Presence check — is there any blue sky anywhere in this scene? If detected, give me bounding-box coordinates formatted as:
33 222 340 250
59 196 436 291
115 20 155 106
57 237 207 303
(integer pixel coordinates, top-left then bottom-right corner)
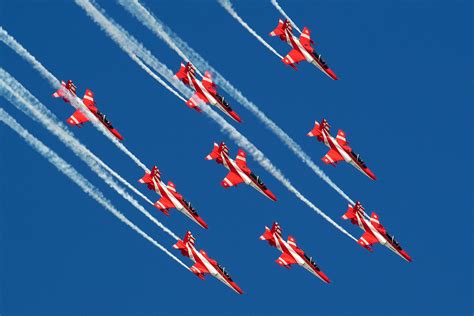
0 0 472 315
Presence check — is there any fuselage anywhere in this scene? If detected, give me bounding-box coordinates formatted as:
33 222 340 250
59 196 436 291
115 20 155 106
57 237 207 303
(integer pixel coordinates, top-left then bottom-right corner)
282 26 337 80
271 232 329 283
185 71 241 122
319 129 375 180
149 176 207 229
61 83 123 140
352 211 411 262
184 243 243 294
218 150 276 201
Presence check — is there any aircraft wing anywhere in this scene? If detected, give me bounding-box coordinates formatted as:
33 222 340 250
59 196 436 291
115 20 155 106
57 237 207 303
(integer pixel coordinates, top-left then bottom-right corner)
369 212 383 229
201 71 217 95
166 181 183 200
335 130 348 146
190 262 210 280
235 149 248 170
66 109 90 126
154 196 176 215
322 149 344 166
221 171 244 188
185 97 202 112
282 49 306 70
358 231 379 251
82 89 95 108
276 252 297 268
299 27 314 52
186 92 208 112
286 235 304 255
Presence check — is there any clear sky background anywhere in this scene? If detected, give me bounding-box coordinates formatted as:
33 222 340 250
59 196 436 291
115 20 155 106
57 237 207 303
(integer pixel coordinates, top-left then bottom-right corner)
0 0 472 315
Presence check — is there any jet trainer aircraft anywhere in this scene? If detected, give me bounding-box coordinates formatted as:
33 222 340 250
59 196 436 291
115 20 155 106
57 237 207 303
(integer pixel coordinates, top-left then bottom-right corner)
206 142 277 201
52 80 123 140
174 231 243 294
343 202 412 262
175 62 242 123
139 166 208 229
269 19 338 80
260 222 330 283
307 119 376 180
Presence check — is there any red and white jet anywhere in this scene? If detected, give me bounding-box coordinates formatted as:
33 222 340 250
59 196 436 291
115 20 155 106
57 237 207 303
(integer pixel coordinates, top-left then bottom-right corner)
269 19 338 80
342 202 412 262
206 142 277 201
175 62 242 123
307 118 376 180
260 222 330 283
139 166 208 229
52 80 123 140
174 231 243 294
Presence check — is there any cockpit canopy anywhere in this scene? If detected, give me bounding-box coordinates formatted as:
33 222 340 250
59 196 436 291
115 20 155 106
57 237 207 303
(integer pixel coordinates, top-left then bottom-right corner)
182 198 198 215
249 172 267 189
96 110 114 129
313 51 329 69
385 232 402 250
215 93 232 110
66 81 77 94
304 253 320 271
350 150 367 168
216 263 233 281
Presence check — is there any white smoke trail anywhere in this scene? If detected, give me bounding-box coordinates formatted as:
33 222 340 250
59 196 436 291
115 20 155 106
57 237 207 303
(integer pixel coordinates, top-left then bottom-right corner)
218 0 284 59
117 0 356 206
0 26 149 172
131 53 187 103
74 0 358 242
0 107 189 270
117 0 199 73
194 95 358 242
0 69 179 240
270 0 302 34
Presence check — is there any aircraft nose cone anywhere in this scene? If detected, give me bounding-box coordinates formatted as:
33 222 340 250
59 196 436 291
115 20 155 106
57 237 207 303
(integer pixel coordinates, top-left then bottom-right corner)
232 283 244 295
197 217 209 229
401 250 412 262
230 111 242 123
326 68 338 80
366 169 377 180
320 272 331 284
266 190 277 202
112 129 124 141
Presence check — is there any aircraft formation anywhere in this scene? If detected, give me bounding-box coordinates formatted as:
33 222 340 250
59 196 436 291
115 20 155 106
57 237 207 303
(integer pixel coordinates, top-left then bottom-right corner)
2 1 412 296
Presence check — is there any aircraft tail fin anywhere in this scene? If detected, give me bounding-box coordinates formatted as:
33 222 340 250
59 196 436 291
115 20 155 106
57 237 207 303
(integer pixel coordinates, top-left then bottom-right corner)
259 226 273 241
173 231 195 248
342 201 365 221
270 222 282 236
175 62 191 85
259 222 282 241
173 231 195 257
270 19 292 39
205 142 220 161
52 81 67 98
307 119 330 138
342 204 356 220
270 19 285 36
307 120 322 137
138 166 160 184
183 231 196 246
206 142 228 161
